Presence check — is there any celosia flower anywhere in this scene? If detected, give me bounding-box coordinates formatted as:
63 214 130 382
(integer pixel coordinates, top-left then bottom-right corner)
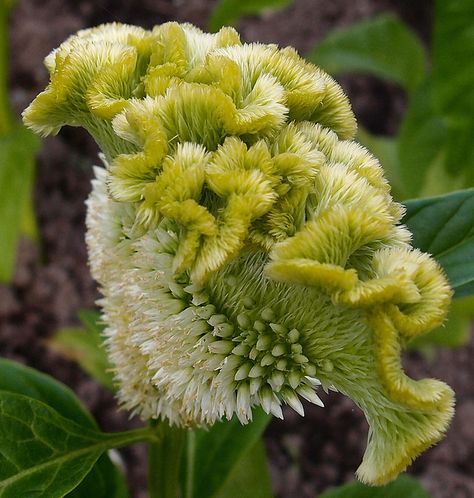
23 22 454 485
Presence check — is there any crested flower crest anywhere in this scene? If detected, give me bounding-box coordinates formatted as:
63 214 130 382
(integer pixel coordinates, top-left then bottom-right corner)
23 22 454 485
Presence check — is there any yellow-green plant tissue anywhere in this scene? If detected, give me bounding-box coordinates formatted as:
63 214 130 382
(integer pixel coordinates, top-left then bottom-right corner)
24 22 454 485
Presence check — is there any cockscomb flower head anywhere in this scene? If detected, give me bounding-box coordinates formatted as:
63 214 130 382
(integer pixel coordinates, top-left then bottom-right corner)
24 22 454 485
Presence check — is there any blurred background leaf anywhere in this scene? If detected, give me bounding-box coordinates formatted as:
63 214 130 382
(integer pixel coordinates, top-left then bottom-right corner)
397 81 448 198
317 474 432 498
307 14 427 94
209 0 293 32
49 309 115 391
0 126 40 282
432 0 474 183
432 1 474 120
0 2 39 283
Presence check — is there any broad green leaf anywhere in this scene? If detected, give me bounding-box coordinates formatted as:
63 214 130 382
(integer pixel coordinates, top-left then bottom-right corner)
0 125 40 282
214 439 273 498
403 189 474 297
209 0 293 32
397 81 448 198
432 1 474 180
49 309 115 391
0 391 107 498
318 474 432 498
0 391 149 498
185 409 272 498
0 359 128 497
408 295 474 349
67 454 129 498
0 358 95 427
307 14 426 93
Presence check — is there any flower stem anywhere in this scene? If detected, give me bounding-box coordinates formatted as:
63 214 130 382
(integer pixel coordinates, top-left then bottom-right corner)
148 420 186 498
184 430 196 498
102 426 158 449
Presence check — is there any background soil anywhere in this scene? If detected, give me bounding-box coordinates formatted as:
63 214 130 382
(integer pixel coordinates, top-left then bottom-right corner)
2 1 473 497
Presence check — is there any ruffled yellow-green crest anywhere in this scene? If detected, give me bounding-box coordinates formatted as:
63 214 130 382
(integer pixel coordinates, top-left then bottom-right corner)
24 21 454 486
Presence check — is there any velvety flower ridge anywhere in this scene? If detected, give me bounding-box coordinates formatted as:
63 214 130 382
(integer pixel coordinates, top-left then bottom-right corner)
23 22 454 485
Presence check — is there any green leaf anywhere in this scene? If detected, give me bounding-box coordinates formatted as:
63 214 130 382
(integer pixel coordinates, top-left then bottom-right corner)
307 14 426 93
317 474 432 498
69 454 129 498
0 358 95 428
416 149 468 199
0 359 128 497
77 309 102 330
403 189 474 297
432 1 474 181
433 0 474 119
67 454 129 498
0 391 110 498
19 193 39 241
49 310 115 391
397 81 448 198
442 117 474 181
0 391 149 498
0 125 40 282
209 0 293 32
214 439 273 498
185 409 272 498
408 295 474 349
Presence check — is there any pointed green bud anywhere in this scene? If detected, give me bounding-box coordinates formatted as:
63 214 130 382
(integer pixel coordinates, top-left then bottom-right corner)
288 370 302 389
235 363 252 381
260 308 275 322
208 341 234 355
272 343 287 357
288 328 300 343
208 314 227 326
261 353 275 367
248 364 264 378
256 335 272 351
232 343 250 357
214 322 234 338
237 313 251 329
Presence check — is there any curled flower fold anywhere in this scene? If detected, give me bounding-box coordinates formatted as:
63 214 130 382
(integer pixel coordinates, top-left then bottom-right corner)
24 22 454 485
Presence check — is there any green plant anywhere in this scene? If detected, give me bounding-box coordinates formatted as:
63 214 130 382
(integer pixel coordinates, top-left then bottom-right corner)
307 5 474 349
0 11 471 498
0 1 40 283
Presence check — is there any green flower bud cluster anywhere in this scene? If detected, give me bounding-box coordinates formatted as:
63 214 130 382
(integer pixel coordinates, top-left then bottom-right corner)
24 22 453 485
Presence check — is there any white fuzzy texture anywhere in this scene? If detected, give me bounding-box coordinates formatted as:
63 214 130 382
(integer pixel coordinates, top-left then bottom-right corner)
87 166 323 425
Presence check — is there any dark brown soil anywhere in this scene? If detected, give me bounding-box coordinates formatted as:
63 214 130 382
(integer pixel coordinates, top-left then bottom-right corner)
2 1 473 497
